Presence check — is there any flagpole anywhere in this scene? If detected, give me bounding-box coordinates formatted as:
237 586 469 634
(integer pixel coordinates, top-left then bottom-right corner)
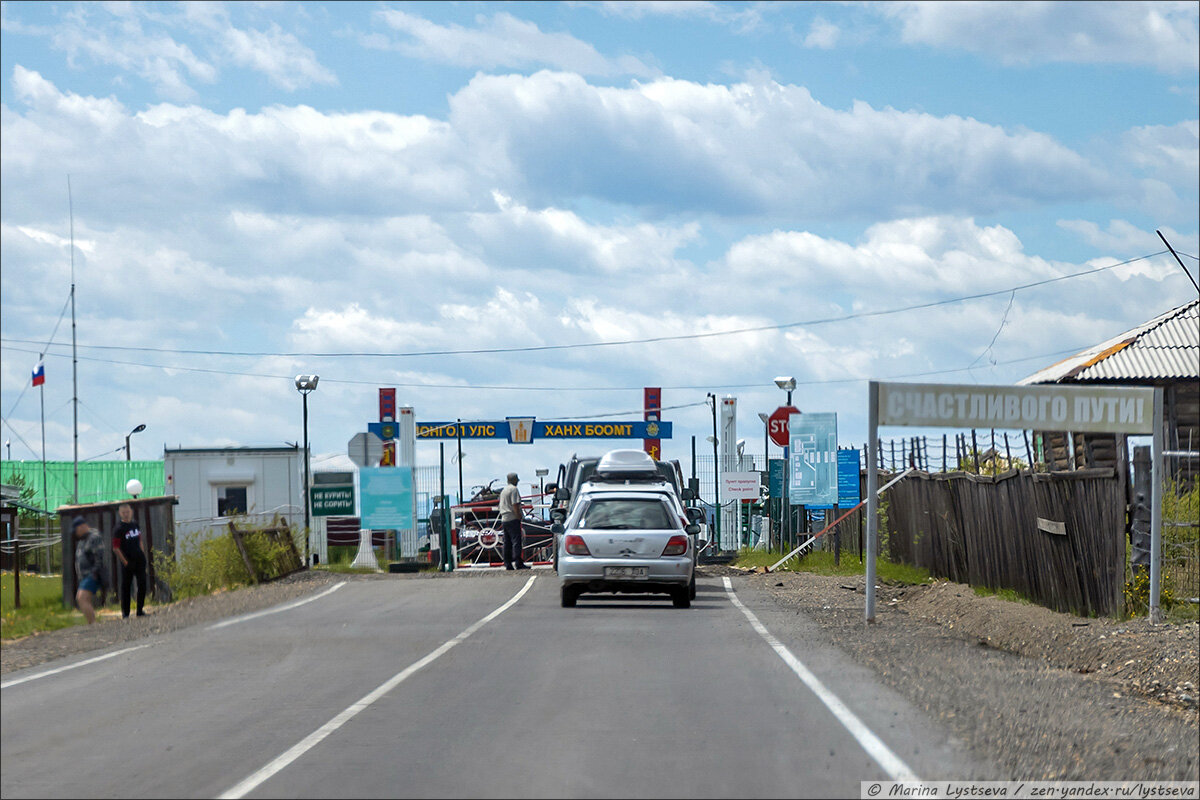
69 176 78 504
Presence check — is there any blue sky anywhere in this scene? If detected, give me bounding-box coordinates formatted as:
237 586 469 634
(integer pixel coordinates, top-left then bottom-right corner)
1 1 1197 492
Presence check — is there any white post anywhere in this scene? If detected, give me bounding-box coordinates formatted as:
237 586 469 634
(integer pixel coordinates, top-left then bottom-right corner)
1149 387 1164 624
866 382 879 623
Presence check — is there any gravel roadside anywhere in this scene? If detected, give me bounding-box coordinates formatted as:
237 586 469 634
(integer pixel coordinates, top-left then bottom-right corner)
716 566 1199 781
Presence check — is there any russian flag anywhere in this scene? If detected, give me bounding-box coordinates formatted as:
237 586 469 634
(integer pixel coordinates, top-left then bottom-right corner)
31 359 45 387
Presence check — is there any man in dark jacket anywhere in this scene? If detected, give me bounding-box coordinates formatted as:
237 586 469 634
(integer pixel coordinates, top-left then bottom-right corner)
73 516 106 624
111 503 148 618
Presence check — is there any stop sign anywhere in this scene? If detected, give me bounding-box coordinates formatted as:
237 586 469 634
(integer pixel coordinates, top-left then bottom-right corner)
768 406 800 448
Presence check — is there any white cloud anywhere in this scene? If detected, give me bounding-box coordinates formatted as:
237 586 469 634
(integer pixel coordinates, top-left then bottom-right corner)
881 1 1199 74
50 4 217 100
1123 119 1200 187
577 1 768 32
8 2 335 98
222 22 337 91
803 18 840 49
371 9 653 77
447 71 1112 218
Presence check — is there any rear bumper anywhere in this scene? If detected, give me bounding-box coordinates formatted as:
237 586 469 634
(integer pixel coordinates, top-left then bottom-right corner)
559 555 692 593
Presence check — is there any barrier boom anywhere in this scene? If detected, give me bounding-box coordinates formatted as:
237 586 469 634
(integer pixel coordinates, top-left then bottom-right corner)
767 468 914 573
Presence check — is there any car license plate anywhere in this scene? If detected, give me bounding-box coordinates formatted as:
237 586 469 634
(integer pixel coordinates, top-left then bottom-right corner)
605 566 648 579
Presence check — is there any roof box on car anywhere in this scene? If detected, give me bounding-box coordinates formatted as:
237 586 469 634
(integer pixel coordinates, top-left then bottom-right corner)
594 449 659 478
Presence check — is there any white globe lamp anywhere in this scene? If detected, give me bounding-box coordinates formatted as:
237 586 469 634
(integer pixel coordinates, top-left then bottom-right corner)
126 478 144 498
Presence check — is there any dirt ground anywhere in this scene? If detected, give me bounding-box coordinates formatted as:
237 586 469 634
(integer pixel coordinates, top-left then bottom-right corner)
719 566 1199 710
708 565 1198 780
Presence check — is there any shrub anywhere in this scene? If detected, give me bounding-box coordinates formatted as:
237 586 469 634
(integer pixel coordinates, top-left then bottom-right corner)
154 521 301 600
1123 568 1176 617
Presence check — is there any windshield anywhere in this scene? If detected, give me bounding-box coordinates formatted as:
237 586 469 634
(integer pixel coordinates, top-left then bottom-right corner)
578 498 675 530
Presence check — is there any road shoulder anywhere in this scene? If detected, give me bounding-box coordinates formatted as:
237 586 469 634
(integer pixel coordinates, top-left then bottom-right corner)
717 567 1199 781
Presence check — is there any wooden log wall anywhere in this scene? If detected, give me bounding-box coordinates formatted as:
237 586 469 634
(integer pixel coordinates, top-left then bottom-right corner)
880 467 1124 616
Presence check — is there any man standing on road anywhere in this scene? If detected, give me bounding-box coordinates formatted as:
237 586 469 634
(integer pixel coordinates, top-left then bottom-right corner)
111 503 148 618
499 472 527 570
73 516 106 624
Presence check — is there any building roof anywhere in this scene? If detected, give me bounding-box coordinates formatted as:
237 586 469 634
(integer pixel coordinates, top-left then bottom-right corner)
1020 299 1199 385
164 446 300 455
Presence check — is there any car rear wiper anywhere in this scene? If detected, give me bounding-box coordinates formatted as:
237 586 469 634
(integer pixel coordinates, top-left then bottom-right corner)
587 524 635 529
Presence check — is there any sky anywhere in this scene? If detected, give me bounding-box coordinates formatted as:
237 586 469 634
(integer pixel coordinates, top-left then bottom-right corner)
1 0 1197 498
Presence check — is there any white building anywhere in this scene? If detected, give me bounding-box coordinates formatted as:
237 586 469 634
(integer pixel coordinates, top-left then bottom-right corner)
164 446 304 543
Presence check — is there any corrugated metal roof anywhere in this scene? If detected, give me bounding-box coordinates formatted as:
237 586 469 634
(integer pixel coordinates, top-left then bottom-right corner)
1020 299 1198 385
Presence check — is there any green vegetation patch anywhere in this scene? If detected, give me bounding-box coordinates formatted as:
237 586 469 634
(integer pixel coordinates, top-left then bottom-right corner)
731 548 931 585
1 573 83 640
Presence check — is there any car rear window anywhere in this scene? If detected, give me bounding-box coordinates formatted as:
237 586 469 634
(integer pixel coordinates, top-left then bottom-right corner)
578 498 675 530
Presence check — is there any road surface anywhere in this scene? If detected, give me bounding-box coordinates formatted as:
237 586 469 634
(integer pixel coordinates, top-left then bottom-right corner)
1 572 980 798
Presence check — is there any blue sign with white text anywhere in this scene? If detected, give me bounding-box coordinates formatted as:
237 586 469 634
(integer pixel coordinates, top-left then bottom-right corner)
359 467 414 530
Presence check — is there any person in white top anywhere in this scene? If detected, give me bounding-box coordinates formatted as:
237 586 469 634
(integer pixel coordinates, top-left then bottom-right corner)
498 473 527 570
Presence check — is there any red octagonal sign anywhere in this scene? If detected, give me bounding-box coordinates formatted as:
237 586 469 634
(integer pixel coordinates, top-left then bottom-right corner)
768 406 800 448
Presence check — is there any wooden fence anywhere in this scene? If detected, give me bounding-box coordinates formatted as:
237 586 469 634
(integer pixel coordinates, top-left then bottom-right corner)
878 467 1125 617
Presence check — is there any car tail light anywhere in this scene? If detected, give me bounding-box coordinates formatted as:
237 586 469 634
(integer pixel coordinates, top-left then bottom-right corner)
564 534 591 556
661 535 688 556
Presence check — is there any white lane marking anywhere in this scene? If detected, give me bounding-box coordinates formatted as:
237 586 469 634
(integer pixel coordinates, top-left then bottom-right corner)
1 644 150 690
208 582 347 630
722 577 921 782
219 575 537 800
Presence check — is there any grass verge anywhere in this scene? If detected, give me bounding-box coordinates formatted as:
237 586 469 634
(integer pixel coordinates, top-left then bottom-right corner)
731 548 932 585
1 572 84 640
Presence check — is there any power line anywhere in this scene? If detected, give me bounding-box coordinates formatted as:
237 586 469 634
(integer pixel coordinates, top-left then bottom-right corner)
0 341 1086 393
1 292 73 425
0 250 1167 360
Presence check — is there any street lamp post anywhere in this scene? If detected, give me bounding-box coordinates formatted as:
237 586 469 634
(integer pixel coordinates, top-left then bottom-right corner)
295 374 320 566
706 392 720 553
125 424 146 461
774 376 796 551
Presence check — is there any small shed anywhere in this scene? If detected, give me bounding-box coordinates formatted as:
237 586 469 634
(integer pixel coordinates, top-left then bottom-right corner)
1019 299 1199 479
57 496 178 609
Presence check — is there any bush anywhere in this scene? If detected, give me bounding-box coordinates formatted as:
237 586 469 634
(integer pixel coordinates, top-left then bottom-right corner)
155 522 301 600
1123 568 1176 617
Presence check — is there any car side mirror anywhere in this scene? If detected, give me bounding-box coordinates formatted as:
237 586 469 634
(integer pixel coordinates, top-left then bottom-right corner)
684 523 700 536
544 482 557 494
554 487 570 502
686 508 703 523
551 522 564 535
681 487 696 501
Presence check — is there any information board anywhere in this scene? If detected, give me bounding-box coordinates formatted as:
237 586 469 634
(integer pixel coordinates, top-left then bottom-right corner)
359 467 414 530
789 412 837 505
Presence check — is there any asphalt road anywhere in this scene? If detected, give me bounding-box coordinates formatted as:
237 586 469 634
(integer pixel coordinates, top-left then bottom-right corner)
1 572 982 798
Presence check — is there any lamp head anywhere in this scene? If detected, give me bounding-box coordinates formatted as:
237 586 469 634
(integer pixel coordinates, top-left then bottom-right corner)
295 374 320 392
705 435 718 445
757 412 769 423
130 424 146 435
774 376 796 392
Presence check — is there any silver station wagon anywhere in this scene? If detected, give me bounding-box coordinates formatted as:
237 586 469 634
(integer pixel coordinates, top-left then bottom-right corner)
554 450 698 608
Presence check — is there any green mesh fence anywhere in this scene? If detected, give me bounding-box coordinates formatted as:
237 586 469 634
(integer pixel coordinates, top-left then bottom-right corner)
1 460 164 512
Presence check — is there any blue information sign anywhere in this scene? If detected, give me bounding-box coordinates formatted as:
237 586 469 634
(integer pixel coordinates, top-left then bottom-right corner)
768 458 786 498
359 467 414 530
789 412 837 505
837 449 861 508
